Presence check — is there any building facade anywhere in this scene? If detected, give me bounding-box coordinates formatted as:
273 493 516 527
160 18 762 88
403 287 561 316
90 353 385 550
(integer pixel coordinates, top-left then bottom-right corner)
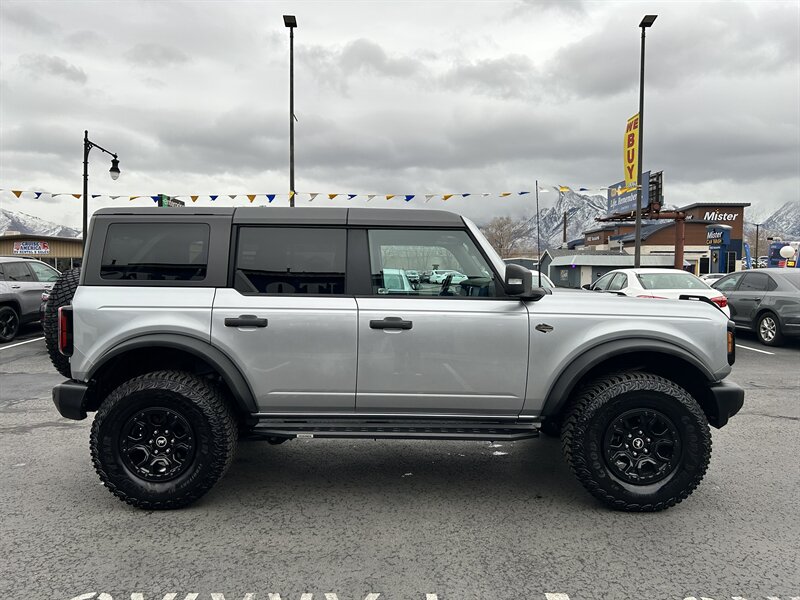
0 234 83 271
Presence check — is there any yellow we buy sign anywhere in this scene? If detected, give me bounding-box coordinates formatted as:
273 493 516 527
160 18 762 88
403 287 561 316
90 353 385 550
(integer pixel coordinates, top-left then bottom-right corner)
624 113 640 187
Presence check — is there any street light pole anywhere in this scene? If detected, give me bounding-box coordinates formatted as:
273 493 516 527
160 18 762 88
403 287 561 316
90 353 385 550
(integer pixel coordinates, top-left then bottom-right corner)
82 130 120 252
755 223 761 268
284 15 297 207
634 14 657 268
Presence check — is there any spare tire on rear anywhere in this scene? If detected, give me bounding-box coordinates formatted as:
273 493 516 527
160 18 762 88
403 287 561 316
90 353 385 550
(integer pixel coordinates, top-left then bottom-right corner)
44 268 81 378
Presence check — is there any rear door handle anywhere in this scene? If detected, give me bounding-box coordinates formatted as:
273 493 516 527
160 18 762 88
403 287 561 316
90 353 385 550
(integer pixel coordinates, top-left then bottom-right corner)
225 315 268 328
370 317 412 330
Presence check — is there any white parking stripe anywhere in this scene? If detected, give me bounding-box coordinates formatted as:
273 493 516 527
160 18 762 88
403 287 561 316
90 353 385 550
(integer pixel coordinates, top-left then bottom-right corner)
0 336 45 350
735 343 775 355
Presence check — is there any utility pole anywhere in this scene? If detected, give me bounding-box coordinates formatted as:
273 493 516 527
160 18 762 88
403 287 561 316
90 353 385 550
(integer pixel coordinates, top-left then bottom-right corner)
563 210 568 247
634 15 657 268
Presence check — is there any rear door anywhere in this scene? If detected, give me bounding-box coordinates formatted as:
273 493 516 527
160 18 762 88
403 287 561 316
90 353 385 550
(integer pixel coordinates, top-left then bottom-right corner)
354 227 529 417
2 261 42 318
211 225 358 414
731 272 770 326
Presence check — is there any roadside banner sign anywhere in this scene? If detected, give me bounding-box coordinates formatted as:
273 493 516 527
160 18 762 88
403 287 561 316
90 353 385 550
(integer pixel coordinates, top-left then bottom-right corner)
13 241 50 255
624 113 639 187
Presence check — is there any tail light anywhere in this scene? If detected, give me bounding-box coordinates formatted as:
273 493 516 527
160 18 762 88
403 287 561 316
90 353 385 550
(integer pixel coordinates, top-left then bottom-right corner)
727 321 736 365
636 295 667 299
58 306 73 356
711 295 728 308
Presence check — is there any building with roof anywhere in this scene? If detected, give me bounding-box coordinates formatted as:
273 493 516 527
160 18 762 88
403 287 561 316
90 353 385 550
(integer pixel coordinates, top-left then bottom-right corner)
0 233 83 271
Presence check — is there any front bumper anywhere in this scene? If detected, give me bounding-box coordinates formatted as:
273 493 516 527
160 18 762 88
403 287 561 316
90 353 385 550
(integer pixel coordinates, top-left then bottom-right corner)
52 380 89 420
707 379 744 428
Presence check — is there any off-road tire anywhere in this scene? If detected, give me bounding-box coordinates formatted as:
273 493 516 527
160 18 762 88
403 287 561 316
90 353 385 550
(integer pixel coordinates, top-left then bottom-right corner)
756 311 784 347
43 268 81 377
91 370 237 510
561 371 711 512
0 305 20 343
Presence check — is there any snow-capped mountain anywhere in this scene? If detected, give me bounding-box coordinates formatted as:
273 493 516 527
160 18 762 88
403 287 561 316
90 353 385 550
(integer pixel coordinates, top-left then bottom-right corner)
761 200 800 238
526 188 607 248
0 209 81 238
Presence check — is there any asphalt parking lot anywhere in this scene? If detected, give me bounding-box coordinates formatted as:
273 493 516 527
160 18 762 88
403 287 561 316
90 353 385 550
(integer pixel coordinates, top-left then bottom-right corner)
1 326 798 600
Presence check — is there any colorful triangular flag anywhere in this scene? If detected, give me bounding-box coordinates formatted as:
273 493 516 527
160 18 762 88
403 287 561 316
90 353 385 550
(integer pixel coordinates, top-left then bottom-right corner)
34 192 43 199
247 194 256 203
424 194 435 203
12 190 23 198
442 194 453 201
309 193 319 202
386 194 395 200
267 194 275 203
404 195 414 202
210 195 218 201
367 194 376 202
328 193 338 200
348 194 357 200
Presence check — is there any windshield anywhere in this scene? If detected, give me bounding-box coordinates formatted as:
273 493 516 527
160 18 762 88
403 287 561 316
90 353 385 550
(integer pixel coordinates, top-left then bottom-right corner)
637 272 710 290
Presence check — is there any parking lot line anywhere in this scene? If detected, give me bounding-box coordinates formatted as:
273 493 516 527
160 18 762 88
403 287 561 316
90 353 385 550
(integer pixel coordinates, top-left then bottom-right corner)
0 336 45 350
735 343 774 355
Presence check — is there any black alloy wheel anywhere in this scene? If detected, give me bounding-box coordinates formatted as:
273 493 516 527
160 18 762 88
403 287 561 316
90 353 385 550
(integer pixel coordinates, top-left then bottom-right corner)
119 407 196 482
602 408 681 485
0 306 20 343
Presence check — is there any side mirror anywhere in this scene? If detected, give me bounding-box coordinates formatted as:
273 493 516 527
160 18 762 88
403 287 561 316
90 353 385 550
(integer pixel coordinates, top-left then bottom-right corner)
504 263 532 296
582 283 592 290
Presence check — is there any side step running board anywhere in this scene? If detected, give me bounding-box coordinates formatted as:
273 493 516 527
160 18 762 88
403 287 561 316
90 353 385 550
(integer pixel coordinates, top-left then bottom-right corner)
248 419 540 441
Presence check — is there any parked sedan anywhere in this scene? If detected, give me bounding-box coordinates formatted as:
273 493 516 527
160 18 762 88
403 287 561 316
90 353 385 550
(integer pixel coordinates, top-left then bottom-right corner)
585 268 730 317
712 269 800 346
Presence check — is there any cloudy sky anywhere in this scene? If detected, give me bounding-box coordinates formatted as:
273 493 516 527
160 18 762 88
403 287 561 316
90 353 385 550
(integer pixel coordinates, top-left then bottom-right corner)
1 0 798 230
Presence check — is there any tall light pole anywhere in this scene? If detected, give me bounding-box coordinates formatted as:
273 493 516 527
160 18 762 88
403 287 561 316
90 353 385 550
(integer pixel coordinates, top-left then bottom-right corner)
634 14 657 268
283 15 297 207
83 130 120 252
755 223 762 268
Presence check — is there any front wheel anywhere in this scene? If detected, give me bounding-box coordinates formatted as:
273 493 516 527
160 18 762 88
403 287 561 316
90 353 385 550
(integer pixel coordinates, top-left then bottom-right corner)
90 370 237 509
756 312 784 346
561 371 711 512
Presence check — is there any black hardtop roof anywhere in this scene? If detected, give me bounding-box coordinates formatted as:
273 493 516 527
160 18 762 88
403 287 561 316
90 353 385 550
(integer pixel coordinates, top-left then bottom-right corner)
93 206 464 227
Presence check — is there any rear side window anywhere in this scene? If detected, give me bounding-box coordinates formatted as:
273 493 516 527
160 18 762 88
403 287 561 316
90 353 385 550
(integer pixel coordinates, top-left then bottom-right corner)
234 227 346 295
101 223 209 281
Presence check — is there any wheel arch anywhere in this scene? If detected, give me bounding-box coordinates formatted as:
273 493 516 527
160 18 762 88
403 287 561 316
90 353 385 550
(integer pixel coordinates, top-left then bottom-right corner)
86 334 257 415
541 339 720 425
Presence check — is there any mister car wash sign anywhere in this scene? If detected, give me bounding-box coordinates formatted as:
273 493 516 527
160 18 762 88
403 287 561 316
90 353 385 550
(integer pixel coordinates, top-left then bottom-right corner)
624 113 640 187
13 241 50 255
706 225 731 250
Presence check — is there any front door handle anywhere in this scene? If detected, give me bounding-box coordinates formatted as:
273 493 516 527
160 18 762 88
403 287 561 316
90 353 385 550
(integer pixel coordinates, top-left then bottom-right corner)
225 315 268 328
370 317 412 330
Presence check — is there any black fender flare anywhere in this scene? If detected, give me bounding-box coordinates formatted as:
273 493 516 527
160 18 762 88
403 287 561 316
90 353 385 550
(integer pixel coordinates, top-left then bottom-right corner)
87 333 258 413
540 338 715 417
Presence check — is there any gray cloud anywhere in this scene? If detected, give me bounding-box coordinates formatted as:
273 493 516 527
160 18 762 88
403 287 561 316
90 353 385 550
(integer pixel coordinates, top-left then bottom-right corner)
1 3 58 35
63 30 107 51
124 43 190 68
18 54 87 84
440 55 538 100
511 0 586 16
548 3 800 99
340 39 423 78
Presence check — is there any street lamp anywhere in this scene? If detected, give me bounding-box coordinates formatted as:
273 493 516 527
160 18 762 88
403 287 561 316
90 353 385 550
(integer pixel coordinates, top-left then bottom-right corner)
83 130 120 251
283 14 297 207
633 14 657 268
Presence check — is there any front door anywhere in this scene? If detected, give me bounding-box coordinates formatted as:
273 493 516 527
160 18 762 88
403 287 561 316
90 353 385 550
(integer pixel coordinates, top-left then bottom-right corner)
355 228 529 417
211 226 357 414
728 272 771 326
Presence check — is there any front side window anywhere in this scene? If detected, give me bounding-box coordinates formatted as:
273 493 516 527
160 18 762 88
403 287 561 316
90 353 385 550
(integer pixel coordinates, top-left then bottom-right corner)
28 262 59 282
592 273 615 291
713 273 743 292
608 274 627 291
3 262 33 282
101 223 209 281
235 227 346 295
368 229 498 297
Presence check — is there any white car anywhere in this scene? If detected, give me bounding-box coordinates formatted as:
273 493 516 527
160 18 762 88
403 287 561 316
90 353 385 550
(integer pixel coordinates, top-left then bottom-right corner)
585 268 731 317
700 273 726 282
428 269 456 284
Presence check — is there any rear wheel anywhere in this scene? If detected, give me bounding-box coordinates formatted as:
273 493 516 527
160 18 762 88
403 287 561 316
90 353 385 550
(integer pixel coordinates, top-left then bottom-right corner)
91 370 237 509
561 371 711 512
44 268 81 377
756 312 784 346
0 306 20 343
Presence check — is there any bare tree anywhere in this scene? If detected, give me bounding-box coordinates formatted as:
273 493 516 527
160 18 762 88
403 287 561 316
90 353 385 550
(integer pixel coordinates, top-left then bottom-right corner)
480 216 537 258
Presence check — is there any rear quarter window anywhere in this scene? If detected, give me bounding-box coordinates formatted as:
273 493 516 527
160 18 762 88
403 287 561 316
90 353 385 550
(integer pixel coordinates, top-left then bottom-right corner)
100 223 210 281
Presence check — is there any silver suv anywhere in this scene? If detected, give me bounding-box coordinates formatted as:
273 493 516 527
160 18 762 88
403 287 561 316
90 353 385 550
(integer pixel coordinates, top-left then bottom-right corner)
50 207 744 511
0 256 59 342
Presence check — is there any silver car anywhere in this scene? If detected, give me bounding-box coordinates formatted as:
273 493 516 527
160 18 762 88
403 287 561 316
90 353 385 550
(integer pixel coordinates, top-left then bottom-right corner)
0 256 59 342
